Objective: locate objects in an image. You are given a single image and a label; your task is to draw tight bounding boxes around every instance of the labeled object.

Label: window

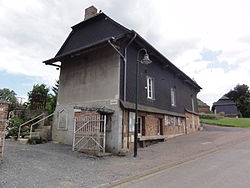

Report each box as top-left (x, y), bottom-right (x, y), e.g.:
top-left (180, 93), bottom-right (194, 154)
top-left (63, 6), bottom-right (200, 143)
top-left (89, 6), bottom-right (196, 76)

top-left (191, 97), bottom-right (195, 112)
top-left (147, 76), bottom-right (154, 99)
top-left (129, 112), bottom-right (135, 132)
top-left (129, 112), bottom-right (144, 135)
top-left (171, 88), bottom-right (176, 106)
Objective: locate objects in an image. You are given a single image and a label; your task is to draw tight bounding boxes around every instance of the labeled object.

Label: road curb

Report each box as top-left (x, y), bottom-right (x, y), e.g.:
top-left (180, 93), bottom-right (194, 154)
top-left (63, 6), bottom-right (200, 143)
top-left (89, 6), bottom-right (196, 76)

top-left (96, 136), bottom-right (250, 188)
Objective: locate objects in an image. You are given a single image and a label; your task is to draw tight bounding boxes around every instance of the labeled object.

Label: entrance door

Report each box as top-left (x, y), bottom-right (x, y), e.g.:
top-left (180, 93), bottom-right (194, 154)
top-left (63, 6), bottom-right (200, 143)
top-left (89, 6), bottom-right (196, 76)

top-left (157, 118), bottom-right (163, 135)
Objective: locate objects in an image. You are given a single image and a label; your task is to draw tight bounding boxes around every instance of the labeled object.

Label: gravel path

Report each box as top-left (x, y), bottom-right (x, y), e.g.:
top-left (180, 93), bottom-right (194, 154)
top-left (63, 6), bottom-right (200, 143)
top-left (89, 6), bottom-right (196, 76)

top-left (1, 124), bottom-right (250, 188)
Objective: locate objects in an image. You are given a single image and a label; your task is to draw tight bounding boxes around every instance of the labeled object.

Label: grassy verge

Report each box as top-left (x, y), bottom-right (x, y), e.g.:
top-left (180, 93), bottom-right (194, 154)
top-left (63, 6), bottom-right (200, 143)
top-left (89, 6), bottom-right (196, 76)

top-left (201, 117), bottom-right (250, 127)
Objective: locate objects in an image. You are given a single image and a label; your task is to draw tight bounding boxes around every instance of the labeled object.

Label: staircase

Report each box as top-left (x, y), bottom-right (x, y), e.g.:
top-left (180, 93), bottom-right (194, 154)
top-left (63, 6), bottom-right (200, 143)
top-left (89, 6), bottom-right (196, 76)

top-left (28, 125), bottom-right (52, 140)
top-left (18, 113), bottom-right (54, 144)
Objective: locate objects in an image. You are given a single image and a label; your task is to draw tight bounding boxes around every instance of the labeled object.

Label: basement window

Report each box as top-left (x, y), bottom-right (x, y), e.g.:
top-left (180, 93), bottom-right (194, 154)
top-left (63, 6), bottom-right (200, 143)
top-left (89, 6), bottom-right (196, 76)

top-left (147, 76), bottom-right (154, 99)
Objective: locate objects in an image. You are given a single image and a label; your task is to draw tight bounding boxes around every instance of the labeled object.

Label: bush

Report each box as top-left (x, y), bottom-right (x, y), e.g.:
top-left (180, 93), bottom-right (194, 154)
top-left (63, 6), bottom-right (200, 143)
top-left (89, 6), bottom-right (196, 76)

top-left (199, 113), bottom-right (223, 120)
top-left (6, 118), bottom-right (29, 139)
top-left (27, 137), bottom-right (47, 145)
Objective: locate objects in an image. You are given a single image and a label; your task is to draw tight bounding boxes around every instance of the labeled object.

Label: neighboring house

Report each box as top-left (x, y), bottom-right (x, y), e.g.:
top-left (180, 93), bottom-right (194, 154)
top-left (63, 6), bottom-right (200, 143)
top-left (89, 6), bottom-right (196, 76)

top-left (44, 6), bottom-right (202, 154)
top-left (212, 96), bottom-right (238, 117)
top-left (197, 99), bottom-right (211, 113)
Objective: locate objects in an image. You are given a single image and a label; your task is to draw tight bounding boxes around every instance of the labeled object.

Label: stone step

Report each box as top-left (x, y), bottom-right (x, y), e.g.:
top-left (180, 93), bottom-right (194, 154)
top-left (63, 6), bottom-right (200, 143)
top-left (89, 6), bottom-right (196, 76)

top-left (18, 138), bottom-right (28, 144)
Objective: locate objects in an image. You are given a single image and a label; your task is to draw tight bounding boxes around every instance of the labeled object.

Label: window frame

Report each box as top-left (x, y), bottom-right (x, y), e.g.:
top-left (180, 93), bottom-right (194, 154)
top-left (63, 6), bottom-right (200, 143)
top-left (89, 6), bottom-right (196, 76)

top-left (171, 87), bottom-right (176, 107)
top-left (147, 76), bottom-right (154, 99)
top-left (191, 97), bottom-right (195, 112)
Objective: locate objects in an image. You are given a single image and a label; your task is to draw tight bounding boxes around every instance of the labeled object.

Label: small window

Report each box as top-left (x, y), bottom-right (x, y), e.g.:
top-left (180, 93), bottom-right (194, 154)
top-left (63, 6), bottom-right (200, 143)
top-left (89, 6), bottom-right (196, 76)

top-left (129, 112), bottom-right (135, 132)
top-left (129, 112), bottom-right (144, 135)
top-left (147, 76), bottom-right (154, 99)
top-left (171, 88), bottom-right (176, 107)
top-left (191, 98), bottom-right (195, 112)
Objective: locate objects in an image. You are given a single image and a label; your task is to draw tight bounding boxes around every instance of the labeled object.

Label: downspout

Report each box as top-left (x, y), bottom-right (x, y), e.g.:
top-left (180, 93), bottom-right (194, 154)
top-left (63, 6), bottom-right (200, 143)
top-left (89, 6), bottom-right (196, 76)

top-left (108, 33), bottom-right (137, 149)
top-left (124, 33), bottom-right (137, 101)
top-left (122, 33), bottom-right (136, 149)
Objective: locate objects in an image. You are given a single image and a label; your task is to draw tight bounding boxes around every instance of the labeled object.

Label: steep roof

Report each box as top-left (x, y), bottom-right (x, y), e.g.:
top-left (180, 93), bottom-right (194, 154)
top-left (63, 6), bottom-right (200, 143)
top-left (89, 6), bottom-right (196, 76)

top-left (197, 99), bottom-right (209, 107)
top-left (212, 95), bottom-right (236, 106)
top-left (44, 11), bottom-right (201, 90)
top-left (55, 13), bottom-right (130, 57)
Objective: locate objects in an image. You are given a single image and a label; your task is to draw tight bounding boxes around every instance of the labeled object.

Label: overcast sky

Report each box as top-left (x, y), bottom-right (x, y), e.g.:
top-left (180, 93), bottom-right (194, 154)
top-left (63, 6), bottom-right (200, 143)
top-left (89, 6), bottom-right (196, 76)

top-left (0, 0), bottom-right (250, 106)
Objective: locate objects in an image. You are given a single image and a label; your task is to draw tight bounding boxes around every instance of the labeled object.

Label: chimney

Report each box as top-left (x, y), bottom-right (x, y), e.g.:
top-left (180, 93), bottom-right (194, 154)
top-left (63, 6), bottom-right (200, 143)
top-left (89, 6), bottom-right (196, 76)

top-left (84, 6), bottom-right (97, 20)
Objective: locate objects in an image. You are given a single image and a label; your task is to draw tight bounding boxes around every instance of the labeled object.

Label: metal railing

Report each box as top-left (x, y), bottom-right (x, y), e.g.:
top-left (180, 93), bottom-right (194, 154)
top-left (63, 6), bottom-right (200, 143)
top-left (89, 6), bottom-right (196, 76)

top-left (18, 113), bottom-right (44, 139)
top-left (28, 113), bottom-right (54, 138)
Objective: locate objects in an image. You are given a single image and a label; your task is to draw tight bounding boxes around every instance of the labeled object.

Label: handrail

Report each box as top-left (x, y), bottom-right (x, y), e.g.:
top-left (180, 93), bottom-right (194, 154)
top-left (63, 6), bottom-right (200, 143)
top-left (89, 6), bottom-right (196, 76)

top-left (18, 113), bottom-right (44, 139)
top-left (29, 113), bottom-right (55, 138)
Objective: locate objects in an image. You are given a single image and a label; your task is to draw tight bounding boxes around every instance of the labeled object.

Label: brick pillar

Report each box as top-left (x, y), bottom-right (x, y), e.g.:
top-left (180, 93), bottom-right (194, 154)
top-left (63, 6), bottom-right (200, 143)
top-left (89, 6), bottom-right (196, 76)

top-left (0, 101), bottom-right (9, 158)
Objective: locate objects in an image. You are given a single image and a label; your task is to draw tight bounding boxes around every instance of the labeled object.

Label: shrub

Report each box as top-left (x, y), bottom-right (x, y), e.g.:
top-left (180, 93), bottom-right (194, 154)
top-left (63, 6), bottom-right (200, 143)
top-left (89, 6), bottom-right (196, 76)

top-left (27, 137), bottom-right (47, 145)
top-left (199, 113), bottom-right (223, 120)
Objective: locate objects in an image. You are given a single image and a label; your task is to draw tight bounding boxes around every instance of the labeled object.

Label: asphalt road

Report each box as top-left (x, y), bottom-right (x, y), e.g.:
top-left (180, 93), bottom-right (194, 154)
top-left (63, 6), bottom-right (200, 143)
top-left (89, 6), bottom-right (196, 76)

top-left (117, 138), bottom-right (250, 188)
top-left (2, 124), bottom-right (250, 188)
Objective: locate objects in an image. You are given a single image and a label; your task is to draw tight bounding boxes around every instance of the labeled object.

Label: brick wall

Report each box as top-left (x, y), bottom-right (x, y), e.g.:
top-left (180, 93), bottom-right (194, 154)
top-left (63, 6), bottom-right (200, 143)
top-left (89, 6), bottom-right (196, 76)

top-left (123, 110), bottom-right (187, 149)
top-left (198, 106), bottom-right (211, 113)
top-left (185, 111), bottom-right (200, 133)
top-left (0, 101), bottom-right (9, 157)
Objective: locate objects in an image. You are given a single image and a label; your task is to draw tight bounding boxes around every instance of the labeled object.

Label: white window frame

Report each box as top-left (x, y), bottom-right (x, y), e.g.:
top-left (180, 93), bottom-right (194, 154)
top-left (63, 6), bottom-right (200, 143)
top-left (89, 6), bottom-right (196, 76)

top-left (191, 97), bottom-right (195, 112)
top-left (171, 88), bottom-right (176, 107)
top-left (147, 76), bottom-right (154, 99)
top-left (129, 112), bottom-right (143, 135)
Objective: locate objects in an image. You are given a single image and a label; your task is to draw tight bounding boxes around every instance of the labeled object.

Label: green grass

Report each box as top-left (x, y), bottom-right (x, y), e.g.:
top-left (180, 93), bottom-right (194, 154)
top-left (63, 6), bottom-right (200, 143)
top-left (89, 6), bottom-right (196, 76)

top-left (201, 117), bottom-right (250, 127)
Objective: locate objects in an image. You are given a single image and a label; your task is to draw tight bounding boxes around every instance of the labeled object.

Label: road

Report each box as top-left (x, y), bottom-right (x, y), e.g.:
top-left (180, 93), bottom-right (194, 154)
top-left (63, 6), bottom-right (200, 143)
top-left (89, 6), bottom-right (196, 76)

top-left (117, 138), bottom-right (250, 188)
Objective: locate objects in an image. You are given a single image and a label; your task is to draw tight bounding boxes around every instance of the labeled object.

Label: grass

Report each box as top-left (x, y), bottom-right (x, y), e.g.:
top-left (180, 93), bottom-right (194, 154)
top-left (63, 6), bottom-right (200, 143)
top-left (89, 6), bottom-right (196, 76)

top-left (201, 117), bottom-right (250, 127)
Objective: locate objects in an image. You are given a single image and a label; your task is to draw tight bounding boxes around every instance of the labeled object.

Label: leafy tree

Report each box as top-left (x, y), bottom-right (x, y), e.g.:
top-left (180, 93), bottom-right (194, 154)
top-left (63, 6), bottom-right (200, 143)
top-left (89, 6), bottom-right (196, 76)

top-left (28, 84), bottom-right (49, 110)
top-left (0, 88), bottom-right (17, 111)
top-left (46, 80), bottom-right (59, 114)
top-left (225, 84), bottom-right (250, 117)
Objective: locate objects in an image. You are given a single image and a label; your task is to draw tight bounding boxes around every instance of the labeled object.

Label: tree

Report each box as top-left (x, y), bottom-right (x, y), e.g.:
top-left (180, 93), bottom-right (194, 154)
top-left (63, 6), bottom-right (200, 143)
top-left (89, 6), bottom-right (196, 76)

top-left (0, 88), bottom-right (17, 111)
top-left (225, 84), bottom-right (250, 117)
top-left (45, 80), bottom-right (59, 114)
top-left (28, 84), bottom-right (49, 110)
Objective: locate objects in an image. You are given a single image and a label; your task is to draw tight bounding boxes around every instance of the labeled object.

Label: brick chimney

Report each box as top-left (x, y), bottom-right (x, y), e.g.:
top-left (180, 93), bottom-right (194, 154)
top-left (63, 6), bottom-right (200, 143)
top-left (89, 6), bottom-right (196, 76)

top-left (84, 6), bottom-right (97, 20)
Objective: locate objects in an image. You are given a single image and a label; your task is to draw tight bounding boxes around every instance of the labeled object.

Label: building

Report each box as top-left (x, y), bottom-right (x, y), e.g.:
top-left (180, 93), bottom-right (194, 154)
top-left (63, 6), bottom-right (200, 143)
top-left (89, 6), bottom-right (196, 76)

top-left (197, 99), bottom-right (211, 113)
top-left (44, 6), bottom-right (202, 154)
top-left (212, 96), bottom-right (238, 117)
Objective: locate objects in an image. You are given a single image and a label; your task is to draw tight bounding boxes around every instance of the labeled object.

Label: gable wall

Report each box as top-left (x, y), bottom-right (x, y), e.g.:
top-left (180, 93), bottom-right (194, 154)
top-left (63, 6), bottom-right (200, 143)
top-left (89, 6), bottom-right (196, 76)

top-left (53, 46), bottom-right (124, 153)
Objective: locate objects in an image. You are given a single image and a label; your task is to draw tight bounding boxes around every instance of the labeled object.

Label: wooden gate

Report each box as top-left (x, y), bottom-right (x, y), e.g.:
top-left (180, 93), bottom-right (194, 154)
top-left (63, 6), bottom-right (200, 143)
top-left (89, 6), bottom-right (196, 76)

top-left (73, 113), bottom-right (106, 153)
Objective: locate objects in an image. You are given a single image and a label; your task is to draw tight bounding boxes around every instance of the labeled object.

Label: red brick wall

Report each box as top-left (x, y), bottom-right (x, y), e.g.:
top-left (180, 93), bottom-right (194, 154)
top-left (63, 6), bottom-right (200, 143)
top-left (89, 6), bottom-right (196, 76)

top-left (185, 112), bottom-right (200, 133)
top-left (198, 106), bottom-right (211, 113)
top-left (0, 102), bottom-right (9, 156)
top-left (123, 110), bottom-right (187, 149)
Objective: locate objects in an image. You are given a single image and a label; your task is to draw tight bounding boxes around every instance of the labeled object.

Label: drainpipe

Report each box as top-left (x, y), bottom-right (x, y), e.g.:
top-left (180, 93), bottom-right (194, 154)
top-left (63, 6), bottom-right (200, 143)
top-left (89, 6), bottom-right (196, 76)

top-left (124, 33), bottom-right (137, 101)
top-left (108, 32), bottom-right (137, 149)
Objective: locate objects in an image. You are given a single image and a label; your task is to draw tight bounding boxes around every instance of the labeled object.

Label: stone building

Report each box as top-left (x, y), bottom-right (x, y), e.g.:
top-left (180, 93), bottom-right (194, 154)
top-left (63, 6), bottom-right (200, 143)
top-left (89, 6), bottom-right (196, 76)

top-left (44, 6), bottom-right (201, 154)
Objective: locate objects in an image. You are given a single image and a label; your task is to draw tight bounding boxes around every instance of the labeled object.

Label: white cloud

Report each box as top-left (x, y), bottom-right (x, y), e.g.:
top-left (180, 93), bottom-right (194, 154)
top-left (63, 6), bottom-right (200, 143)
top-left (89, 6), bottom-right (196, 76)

top-left (0, 0), bottom-right (250, 106)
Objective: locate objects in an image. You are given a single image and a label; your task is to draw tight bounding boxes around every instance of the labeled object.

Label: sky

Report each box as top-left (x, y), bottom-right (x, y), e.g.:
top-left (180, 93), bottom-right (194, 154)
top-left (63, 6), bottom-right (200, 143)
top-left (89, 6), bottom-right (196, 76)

top-left (0, 0), bottom-right (250, 106)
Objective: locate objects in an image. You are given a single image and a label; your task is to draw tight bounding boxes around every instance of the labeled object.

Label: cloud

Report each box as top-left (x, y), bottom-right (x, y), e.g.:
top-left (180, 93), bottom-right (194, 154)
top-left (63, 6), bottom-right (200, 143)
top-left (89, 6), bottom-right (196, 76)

top-left (0, 0), bottom-right (249, 106)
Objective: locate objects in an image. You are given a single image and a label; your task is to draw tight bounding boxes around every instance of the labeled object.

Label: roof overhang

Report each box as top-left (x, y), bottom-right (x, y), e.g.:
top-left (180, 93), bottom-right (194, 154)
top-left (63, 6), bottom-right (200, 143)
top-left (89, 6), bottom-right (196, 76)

top-left (43, 37), bottom-right (115, 66)
top-left (120, 100), bottom-right (186, 117)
